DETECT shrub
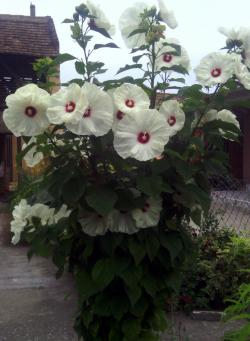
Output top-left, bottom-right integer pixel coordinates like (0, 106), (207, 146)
(179, 214), (250, 311)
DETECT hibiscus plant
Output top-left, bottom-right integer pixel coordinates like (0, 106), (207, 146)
(4, 1), (245, 340)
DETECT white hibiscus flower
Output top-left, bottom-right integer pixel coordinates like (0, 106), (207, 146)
(79, 213), (108, 236)
(107, 89), (127, 133)
(234, 58), (250, 90)
(217, 109), (240, 129)
(218, 26), (249, 47)
(10, 199), (31, 244)
(22, 137), (44, 168)
(66, 82), (114, 136)
(3, 84), (50, 137)
(132, 197), (162, 228)
(113, 84), (150, 116)
(87, 0), (115, 36)
(47, 83), (88, 125)
(30, 203), (55, 226)
(158, 0), (177, 29)
(53, 205), (71, 223)
(119, 2), (149, 48)
(159, 99), (185, 136)
(194, 52), (235, 87)
(108, 210), (138, 234)
(155, 38), (190, 71)
(114, 109), (170, 161)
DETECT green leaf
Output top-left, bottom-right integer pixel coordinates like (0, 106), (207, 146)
(128, 239), (146, 265)
(128, 28), (147, 38)
(120, 264), (143, 288)
(87, 61), (105, 73)
(142, 274), (160, 297)
(90, 25), (111, 38)
(76, 269), (101, 300)
(116, 64), (142, 75)
(92, 258), (116, 286)
(94, 42), (119, 49)
(125, 285), (142, 306)
(132, 54), (146, 63)
(67, 78), (85, 86)
(145, 236), (160, 261)
(150, 309), (169, 332)
(86, 187), (118, 216)
(62, 176), (86, 203)
(160, 233), (183, 263)
(53, 53), (76, 65)
(130, 297), (149, 318)
(136, 175), (163, 197)
(161, 65), (189, 75)
(122, 319), (141, 340)
(75, 61), (85, 75)
(93, 293), (129, 320)
(62, 18), (75, 23)
(131, 45), (148, 53)
(168, 77), (185, 83)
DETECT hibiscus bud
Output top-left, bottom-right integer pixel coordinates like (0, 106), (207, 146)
(75, 4), (89, 17)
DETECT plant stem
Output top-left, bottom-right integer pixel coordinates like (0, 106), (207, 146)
(150, 41), (157, 108)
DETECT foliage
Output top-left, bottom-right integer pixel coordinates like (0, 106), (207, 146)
(179, 214), (250, 311)
(223, 277), (250, 341)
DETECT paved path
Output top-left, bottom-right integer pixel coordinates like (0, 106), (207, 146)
(0, 245), (77, 341)
(0, 211), (78, 340)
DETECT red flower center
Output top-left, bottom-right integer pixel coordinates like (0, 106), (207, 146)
(137, 132), (151, 144)
(116, 111), (124, 120)
(211, 68), (221, 78)
(83, 107), (91, 118)
(142, 202), (150, 213)
(163, 54), (173, 63)
(125, 99), (135, 108)
(65, 101), (76, 113)
(24, 106), (37, 118)
(167, 115), (176, 126)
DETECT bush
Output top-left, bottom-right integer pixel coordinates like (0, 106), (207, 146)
(179, 214), (250, 311)
(223, 275), (250, 341)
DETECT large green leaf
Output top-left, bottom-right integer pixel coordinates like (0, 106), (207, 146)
(125, 285), (142, 306)
(75, 61), (85, 75)
(76, 269), (101, 300)
(94, 43), (119, 49)
(136, 175), (163, 197)
(160, 233), (183, 264)
(128, 28), (147, 38)
(122, 319), (141, 340)
(145, 236), (160, 261)
(86, 187), (118, 216)
(128, 239), (146, 265)
(62, 176), (86, 203)
(116, 64), (142, 75)
(53, 53), (76, 65)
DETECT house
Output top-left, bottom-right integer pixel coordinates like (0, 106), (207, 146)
(0, 5), (59, 195)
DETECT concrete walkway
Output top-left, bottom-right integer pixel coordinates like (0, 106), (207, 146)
(0, 213), (243, 341)
(0, 245), (78, 341)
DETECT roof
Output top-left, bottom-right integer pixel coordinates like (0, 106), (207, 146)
(0, 14), (59, 57)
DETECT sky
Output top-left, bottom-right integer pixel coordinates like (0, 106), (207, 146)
(1, 0), (250, 85)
